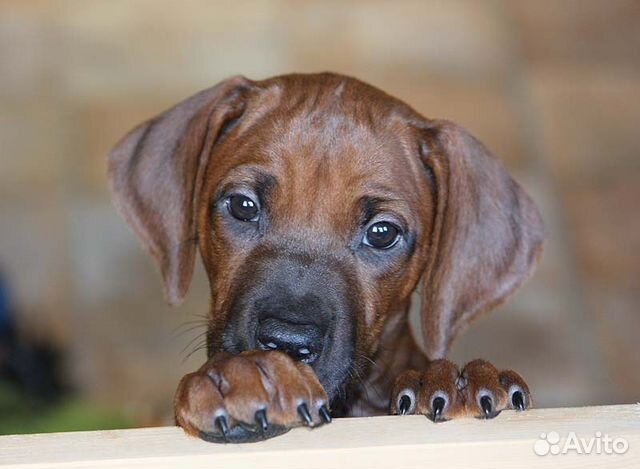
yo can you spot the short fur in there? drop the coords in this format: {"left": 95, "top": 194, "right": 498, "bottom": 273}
{"left": 108, "top": 73, "right": 544, "bottom": 442}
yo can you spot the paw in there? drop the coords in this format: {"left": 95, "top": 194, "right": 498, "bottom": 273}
{"left": 390, "top": 359, "right": 531, "bottom": 422}
{"left": 175, "top": 350, "right": 331, "bottom": 442}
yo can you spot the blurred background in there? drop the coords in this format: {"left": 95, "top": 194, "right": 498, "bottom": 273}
{"left": 1, "top": 0, "right": 638, "bottom": 434}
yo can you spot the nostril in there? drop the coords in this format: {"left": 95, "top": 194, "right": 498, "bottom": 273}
{"left": 256, "top": 318, "right": 323, "bottom": 364}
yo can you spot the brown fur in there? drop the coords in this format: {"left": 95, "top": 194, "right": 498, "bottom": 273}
{"left": 108, "top": 73, "right": 544, "bottom": 441}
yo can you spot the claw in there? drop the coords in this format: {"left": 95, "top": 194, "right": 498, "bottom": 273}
{"left": 319, "top": 405, "right": 332, "bottom": 424}
{"left": 431, "top": 396, "right": 446, "bottom": 421}
{"left": 398, "top": 395, "right": 412, "bottom": 415}
{"left": 255, "top": 409, "right": 269, "bottom": 431}
{"left": 512, "top": 391, "right": 525, "bottom": 411}
{"left": 215, "top": 415, "right": 229, "bottom": 436}
{"left": 297, "top": 403, "right": 313, "bottom": 425}
{"left": 480, "top": 395, "right": 493, "bottom": 417}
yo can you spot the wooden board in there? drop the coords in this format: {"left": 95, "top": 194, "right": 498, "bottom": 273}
{"left": 1, "top": 405, "right": 639, "bottom": 468}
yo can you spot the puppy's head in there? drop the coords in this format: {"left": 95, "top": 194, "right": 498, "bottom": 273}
{"left": 108, "top": 73, "right": 543, "bottom": 399}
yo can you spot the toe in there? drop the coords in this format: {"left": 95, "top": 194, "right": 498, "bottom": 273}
{"left": 175, "top": 372, "right": 231, "bottom": 437}
{"left": 295, "top": 361, "right": 331, "bottom": 424}
{"left": 390, "top": 370, "right": 421, "bottom": 415}
{"left": 417, "top": 360, "right": 461, "bottom": 422}
{"left": 499, "top": 369, "right": 532, "bottom": 411}
{"left": 216, "top": 355, "right": 271, "bottom": 426}
{"left": 460, "top": 360, "right": 507, "bottom": 418}
{"left": 252, "top": 351, "right": 325, "bottom": 427}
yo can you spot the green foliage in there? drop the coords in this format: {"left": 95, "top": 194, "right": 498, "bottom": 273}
{"left": 0, "top": 383, "right": 131, "bottom": 435}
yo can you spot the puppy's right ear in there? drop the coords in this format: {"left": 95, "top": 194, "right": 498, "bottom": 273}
{"left": 107, "top": 76, "right": 251, "bottom": 306}
{"left": 415, "top": 120, "right": 544, "bottom": 360}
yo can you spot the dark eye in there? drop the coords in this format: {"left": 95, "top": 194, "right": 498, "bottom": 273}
{"left": 228, "top": 194, "right": 259, "bottom": 221}
{"left": 364, "top": 221, "right": 401, "bottom": 249}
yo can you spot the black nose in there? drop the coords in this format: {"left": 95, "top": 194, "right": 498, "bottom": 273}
{"left": 256, "top": 318, "right": 324, "bottom": 364}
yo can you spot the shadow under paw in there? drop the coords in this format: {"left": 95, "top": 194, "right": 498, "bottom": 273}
{"left": 198, "top": 423, "right": 290, "bottom": 443}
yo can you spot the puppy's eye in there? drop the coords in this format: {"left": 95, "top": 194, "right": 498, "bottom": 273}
{"left": 364, "top": 221, "right": 401, "bottom": 249}
{"left": 228, "top": 194, "right": 259, "bottom": 221}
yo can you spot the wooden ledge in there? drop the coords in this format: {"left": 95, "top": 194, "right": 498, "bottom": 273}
{"left": 1, "top": 404, "right": 638, "bottom": 468}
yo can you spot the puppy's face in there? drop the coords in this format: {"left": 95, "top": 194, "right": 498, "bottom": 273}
{"left": 197, "top": 82, "right": 432, "bottom": 397}
{"left": 108, "top": 73, "right": 543, "bottom": 404}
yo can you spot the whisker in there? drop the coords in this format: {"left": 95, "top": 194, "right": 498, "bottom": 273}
{"left": 348, "top": 355, "right": 386, "bottom": 405}
{"left": 180, "top": 331, "right": 209, "bottom": 355}
{"left": 172, "top": 319, "right": 209, "bottom": 332}
{"left": 172, "top": 323, "right": 208, "bottom": 339}
{"left": 357, "top": 353, "right": 379, "bottom": 370}
{"left": 182, "top": 342, "right": 208, "bottom": 363}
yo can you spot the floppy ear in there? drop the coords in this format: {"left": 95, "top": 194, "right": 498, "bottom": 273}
{"left": 107, "top": 76, "right": 251, "bottom": 306}
{"left": 417, "top": 119, "right": 544, "bottom": 360}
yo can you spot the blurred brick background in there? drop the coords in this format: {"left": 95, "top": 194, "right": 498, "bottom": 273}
{"left": 1, "top": 0, "right": 638, "bottom": 426}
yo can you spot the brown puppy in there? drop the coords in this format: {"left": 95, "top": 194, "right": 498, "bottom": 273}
{"left": 108, "top": 73, "right": 544, "bottom": 442}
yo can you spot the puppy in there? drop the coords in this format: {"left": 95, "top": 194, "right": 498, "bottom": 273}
{"left": 108, "top": 73, "right": 544, "bottom": 442}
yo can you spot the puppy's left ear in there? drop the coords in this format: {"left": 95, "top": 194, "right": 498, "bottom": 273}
{"left": 416, "top": 120, "right": 545, "bottom": 360}
{"left": 108, "top": 76, "right": 252, "bottom": 306}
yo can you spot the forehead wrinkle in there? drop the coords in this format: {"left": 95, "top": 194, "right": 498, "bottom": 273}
{"left": 274, "top": 86, "right": 384, "bottom": 153}
{"left": 264, "top": 150, "right": 347, "bottom": 235}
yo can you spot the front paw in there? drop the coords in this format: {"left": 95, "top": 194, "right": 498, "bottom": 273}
{"left": 175, "top": 350, "right": 331, "bottom": 443}
{"left": 390, "top": 359, "right": 531, "bottom": 422}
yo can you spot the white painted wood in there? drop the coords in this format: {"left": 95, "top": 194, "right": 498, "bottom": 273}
{"left": 1, "top": 405, "right": 638, "bottom": 468}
